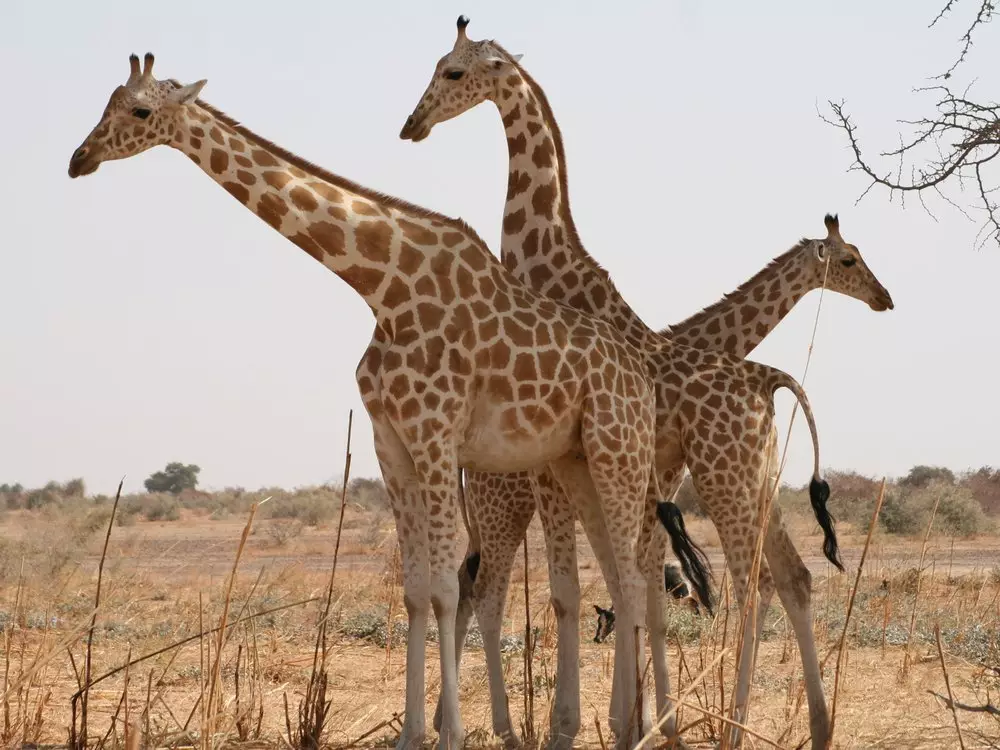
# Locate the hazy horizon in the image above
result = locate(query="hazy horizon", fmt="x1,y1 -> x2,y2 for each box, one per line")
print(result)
2,0 -> 998,496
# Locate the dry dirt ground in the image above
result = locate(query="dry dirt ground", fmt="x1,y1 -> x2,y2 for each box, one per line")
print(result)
1,505 -> 998,749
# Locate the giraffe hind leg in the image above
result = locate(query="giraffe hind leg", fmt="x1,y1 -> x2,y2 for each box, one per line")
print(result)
763,506 -> 830,750
535,468 -> 582,750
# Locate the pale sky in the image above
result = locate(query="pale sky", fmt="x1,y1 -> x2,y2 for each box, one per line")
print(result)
2,0 -> 998,496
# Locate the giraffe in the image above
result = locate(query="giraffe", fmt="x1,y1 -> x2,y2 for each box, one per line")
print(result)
593,563 -> 703,644
449,216 -> 893,739
401,18 -> 891,749
68,52 -> 678,750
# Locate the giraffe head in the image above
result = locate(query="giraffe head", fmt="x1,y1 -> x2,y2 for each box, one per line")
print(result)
399,16 -> 521,142
801,215 -> 894,311
592,604 -> 615,643
68,53 -> 206,178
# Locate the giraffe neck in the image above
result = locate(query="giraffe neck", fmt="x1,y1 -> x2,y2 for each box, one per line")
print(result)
665,242 -> 821,357
169,98 -> 501,320
492,63 -> 660,351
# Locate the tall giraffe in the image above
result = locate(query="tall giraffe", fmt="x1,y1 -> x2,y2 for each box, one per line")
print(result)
68,52 -> 677,750
401,18 -> 890,749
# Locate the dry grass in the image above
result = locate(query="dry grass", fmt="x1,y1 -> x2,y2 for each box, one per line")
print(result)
0,490 -> 997,749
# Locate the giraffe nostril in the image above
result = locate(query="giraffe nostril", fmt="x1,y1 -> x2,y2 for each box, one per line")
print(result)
73,146 -> 89,161
406,116 -> 415,128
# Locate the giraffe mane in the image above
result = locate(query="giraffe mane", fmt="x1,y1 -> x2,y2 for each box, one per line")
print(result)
168,81 -> 492,253
490,44 -> 622,291
661,239 -> 810,336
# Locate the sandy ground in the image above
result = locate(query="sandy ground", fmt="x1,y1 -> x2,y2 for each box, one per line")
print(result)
0,507 -> 997,748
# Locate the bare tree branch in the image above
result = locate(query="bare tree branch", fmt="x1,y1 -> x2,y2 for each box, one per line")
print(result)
929,690 -> 1000,716
823,87 -> 1000,247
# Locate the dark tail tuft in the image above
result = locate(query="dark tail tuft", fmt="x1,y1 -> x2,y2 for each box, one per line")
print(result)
656,501 -> 714,616
810,478 -> 844,572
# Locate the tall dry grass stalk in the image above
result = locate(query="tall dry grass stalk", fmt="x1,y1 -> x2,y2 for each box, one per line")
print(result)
934,623 -> 967,750
71,476 -> 124,750
521,536 -> 536,743
1,558 -> 51,747
288,410 -> 353,750
901,492 -> 942,678
828,478 -> 887,744
202,497 -> 266,748
632,647 -> 729,749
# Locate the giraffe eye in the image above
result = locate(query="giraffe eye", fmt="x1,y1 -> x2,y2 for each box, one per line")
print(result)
841,258 -> 857,268
132,108 -> 152,120
444,70 -> 465,81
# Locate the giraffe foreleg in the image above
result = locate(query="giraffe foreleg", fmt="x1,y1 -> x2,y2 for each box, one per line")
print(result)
370,423 -> 430,750
418,457 -> 466,750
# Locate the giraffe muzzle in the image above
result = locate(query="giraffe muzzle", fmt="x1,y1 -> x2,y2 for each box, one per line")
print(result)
399,113 -> 431,143
68,146 -> 101,178
871,288 -> 894,312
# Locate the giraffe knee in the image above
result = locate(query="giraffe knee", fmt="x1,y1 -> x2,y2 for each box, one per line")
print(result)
404,593 -> 429,617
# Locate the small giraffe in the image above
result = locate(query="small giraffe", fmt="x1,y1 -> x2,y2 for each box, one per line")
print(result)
69,53 -> 674,750
593,564 -> 702,644
402,18 -> 891,749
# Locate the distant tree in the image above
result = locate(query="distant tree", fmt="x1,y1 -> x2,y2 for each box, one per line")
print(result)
144,462 -> 201,495
827,1 -> 1000,246
0,483 -> 23,494
900,465 -> 956,489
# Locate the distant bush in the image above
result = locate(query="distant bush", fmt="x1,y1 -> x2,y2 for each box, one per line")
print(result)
880,482 -> 991,537
961,466 -> 1000,516
900,465 -> 956,489
349,477 -> 390,511
142,495 -> 181,522
265,519 -> 304,546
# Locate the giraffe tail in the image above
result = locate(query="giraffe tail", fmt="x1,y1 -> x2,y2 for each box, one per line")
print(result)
765,369 -> 844,573
655,501 -> 715,617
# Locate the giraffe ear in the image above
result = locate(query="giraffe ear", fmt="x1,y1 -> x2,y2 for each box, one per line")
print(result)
483,56 -> 517,75
168,79 -> 208,105
813,240 -> 827,262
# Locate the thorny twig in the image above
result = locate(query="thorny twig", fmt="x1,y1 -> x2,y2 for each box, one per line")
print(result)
930,0 -> 996,80
825,2 -> 1000,246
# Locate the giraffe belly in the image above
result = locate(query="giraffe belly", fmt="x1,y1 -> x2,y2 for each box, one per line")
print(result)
457,401 -> 580,474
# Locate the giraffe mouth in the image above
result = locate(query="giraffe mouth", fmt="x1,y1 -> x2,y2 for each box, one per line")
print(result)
68,153 -> 101,178
399,114 -> 432,143
870,290 -> 894,312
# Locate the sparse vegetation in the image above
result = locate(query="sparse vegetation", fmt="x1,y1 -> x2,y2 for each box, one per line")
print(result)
0,465 -> 997,748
